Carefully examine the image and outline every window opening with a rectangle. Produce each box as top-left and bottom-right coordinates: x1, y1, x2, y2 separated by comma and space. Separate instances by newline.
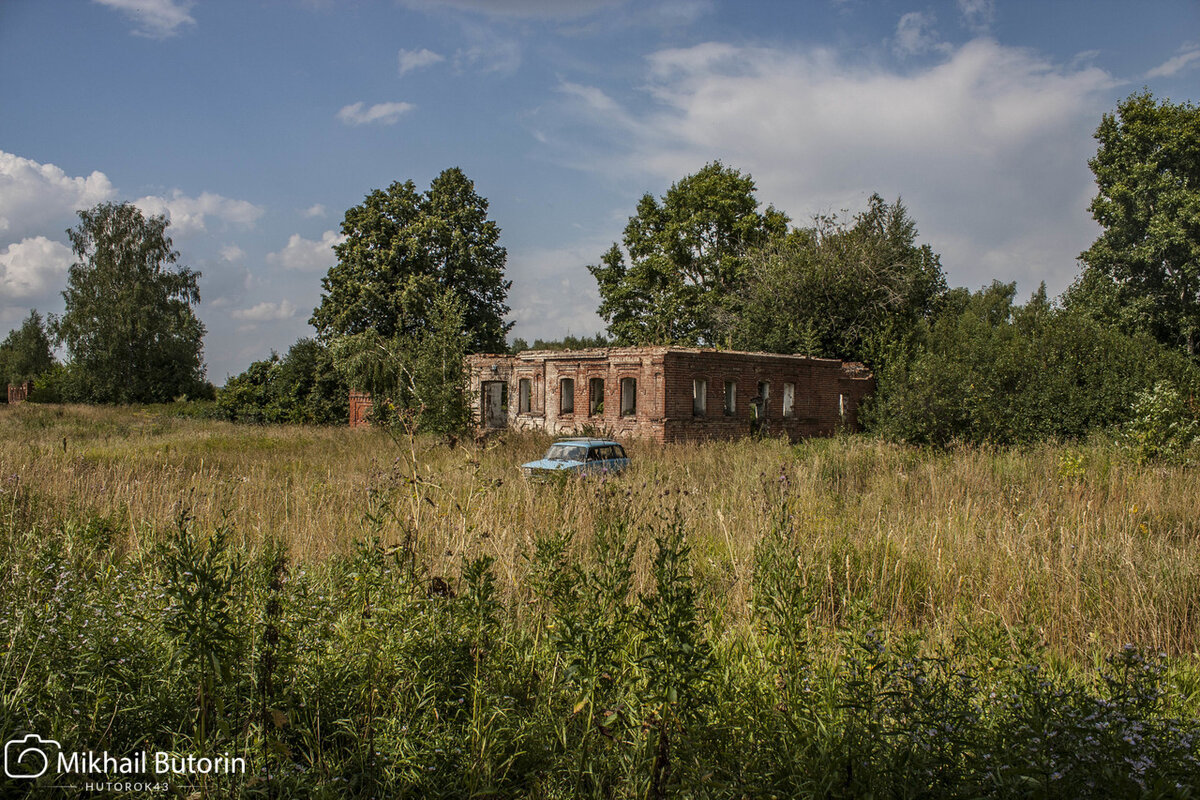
693, 378, 707, 416
589, 377, 605, 415
518, 378, 531, 413
560, 378, 574, 414
620, 378, 637, 416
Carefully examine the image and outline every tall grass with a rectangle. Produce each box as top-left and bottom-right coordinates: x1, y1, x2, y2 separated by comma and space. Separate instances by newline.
1, 458, 1198, 797
3, 403, 1199, 657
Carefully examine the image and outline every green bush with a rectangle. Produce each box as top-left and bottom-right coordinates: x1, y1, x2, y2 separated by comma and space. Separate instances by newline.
1122, 380, 1200, 463
865, 283, 1198, 446
23, 362, 76, 403
216, 338, 348, 424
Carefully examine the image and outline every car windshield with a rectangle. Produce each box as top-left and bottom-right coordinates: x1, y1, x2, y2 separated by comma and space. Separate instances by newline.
545, 444, 587, 462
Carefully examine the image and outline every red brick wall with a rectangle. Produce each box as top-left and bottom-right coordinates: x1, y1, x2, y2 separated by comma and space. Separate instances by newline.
348, 391, 373, 428
7, 381, 33, 405
465, 349, 670, 440
465, 347, 874, 443
660, 351, 870, 442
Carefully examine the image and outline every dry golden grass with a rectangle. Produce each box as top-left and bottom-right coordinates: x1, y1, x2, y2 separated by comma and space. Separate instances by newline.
3, 402, 1199, 659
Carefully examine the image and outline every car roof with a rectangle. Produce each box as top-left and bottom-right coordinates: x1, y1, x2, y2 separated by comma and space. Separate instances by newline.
552, 437, 623, 447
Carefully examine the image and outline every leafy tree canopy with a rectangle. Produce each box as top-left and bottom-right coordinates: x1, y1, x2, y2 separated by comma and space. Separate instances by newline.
865, 281, 1197, 446
331, 288, 471, 436
311, 167, 512, 353
509, 332, 610, 353
217, 338, 348, 425
589, 161, 789, 347
0, 309, 55, 386
52, 202, 207, 403
1078, 90, 1200, 355
731, 194, 946, 362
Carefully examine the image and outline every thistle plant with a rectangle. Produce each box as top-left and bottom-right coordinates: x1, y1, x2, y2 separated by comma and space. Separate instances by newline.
637, 514, 713, 800
158, 508, 242, 748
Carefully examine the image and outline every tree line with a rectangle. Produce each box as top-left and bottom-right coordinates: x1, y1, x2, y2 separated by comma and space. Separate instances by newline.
4, 90, 1197, 450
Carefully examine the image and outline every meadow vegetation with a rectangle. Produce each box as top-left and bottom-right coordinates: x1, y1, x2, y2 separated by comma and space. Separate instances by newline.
3, 403, 1200, 797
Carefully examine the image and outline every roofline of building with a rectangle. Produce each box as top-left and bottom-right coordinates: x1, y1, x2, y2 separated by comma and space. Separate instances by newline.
467, 346, 859, 367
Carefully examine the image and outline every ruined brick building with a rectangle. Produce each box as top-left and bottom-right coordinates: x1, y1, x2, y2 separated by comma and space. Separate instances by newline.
464, 347, 873, 443
6, 380, 33, 404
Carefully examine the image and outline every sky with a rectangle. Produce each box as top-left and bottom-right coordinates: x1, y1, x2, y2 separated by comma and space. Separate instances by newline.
1, 0, 1198, 384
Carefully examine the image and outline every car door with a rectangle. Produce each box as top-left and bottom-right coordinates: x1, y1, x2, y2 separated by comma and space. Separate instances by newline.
581, 445, 603, 476
594, 445, 617, 474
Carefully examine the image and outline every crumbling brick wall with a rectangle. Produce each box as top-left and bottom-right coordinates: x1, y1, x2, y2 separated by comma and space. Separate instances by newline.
468, 348, 670, 439
659, 350, 872, 442
7, 380, 33, 405
465, 347, 874, 443
348, 390, 373, 428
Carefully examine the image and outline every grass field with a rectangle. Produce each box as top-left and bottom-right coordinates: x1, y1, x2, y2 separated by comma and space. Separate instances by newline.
4, 402, 1199, 657
2, 403, 1199, 797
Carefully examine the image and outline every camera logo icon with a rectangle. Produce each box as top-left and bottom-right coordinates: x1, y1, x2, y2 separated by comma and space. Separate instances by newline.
5, 734, 60, 779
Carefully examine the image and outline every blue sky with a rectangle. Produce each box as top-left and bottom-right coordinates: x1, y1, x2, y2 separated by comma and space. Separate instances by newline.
1, 0, 1197, 383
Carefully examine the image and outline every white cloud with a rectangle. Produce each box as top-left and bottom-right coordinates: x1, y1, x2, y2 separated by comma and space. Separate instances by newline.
0, 236, 73, 300
93, 0, 195, 38
266, 230, 345, 272
219, 244, 245, 262
553, 39, 1119, 298
1145, 47, 1200, 78
505, 241, 607, 344
453, 31, 522, 76
134, 190, 263, 235
957, 0, 994, 33
893, 11, 949, 58
398, 47, 445, 76
231, 299, 297, 322
302, 204, 326, 218
0, 151, 115, 240
336, 101, 415, 126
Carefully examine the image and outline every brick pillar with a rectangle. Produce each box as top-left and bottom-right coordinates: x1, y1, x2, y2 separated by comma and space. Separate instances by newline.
348, 391, 373, 427
7, 380, 33, 404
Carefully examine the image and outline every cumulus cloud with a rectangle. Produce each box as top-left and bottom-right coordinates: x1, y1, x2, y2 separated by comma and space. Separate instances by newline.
231, 299, 297, 322
552, 38, 1119, 297
336, 101, 415, 126
133, 190, 263, 236
302, 204, 326, 218
0, 236, 74, 301
219, 244, 245, 262
93, 0, 196, 38
266, 230, 345, 272
398, 47, 445, 76
0, 151, 115, 240
1145, 46, 1200, 78
957, 0, 994, 33
893, 11, 949, 57
505, 240, 607, 344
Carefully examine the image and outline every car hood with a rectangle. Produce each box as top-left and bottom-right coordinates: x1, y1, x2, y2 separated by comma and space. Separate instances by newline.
521, 458, 584, 471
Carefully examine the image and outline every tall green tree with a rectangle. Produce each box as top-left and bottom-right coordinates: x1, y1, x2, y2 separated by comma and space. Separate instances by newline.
732, 194, 946, 361
53, 202, 207, 403
331, 288, 470, 435
311, 167, 511, 353
0, 309, 55, 386
589, 162, 789, 346
1078, 90, 1200, 355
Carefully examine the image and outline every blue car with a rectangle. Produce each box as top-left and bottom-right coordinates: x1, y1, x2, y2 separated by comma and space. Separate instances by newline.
521, 438, 630, 479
